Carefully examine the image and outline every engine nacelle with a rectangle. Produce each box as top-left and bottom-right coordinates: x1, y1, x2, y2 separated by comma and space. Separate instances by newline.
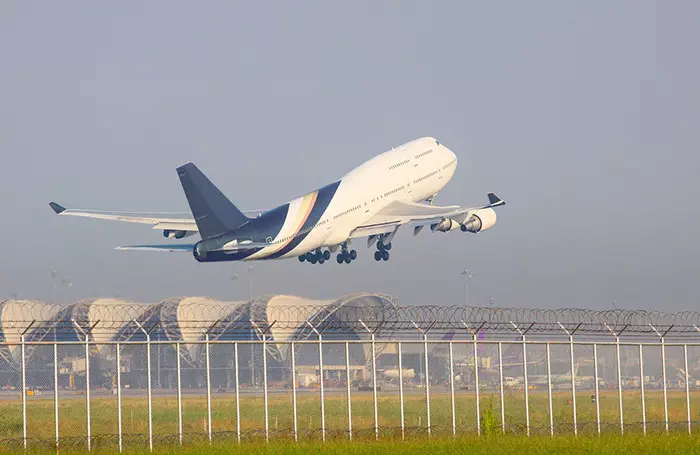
431, 217, 461, 233
163, 229, 196, 239
460, 208, 497, 233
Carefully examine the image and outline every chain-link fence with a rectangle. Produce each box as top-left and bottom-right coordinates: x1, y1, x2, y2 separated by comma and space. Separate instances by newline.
2, 298, 700, 450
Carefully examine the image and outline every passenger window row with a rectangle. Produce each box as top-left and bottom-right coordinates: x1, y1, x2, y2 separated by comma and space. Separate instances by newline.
413, 169, 439, 184
389, 159, 410, 170
414, 149, 434, 159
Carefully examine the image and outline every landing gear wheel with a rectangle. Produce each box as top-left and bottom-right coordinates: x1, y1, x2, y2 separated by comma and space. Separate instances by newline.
381, 250, 390, 261
319, 257, 325, 264
309, 256, 318, 264
345, 255, 352, 264
336, 254, 344, 264
299, 255, 306, 263
323, 250, 331, 260
374, 251, 382, 261
349, 250, 357, 260
384, 242, 392, 251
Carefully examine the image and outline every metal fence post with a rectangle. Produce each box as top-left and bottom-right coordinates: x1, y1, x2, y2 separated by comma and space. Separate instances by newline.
424, 333, 431, 437
205, 333, 213, 443
605, 323, 627, 435
615, 334, 623, 434
639, 344, 646, 435
398, 341, 405, 440
234, 342, 241, 443
498, 342, 505, 434
546, 343, 554, 436
511, 322, 534, 436
360, 320, 379, 440
345, 341, 352, 441
411, 321, 434, 438
291, 342, 298, 442
593, 343, 600, 435
558, 322, 581, 436
467, 323, 485, 436
371, 334, 379, 439
251, 319, 273, 442
19, 321, 35, 450
203, 320, 220, 445
661, 337, 669, 433
134, 319, 155, 451
650, 324, 672, 433
72, 320, 94, 451
448, 341, 456, 438
318, 335, 325, 442
54, 342, 59, 449
684, 344, 691, 434
305, 321, 325, 442
263, 338, 269, 442
21, 335, 27, 450
176, 343, 182, 447
116, 342, 123, 453
474, 335, 481, 435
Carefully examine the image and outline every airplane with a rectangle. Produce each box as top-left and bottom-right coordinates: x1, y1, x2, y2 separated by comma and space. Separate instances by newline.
49, 137, 505, 264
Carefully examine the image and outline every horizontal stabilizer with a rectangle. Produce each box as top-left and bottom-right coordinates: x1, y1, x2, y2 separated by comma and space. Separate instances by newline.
49, 201, 66, 214
487, 192, 505, 207
115, 244, 196, 252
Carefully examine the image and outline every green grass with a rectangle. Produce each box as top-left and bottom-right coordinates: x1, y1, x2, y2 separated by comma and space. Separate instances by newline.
12, 434, 700, 454
2, 388, 700, 451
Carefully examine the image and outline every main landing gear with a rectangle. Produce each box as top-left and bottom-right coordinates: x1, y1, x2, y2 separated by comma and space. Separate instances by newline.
374, 240, 391, 261
336, 243, 357, 264
298, 249, 330, 265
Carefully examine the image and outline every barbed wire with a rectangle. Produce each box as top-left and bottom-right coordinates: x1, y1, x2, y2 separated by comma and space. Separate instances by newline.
1, 295, 699, 340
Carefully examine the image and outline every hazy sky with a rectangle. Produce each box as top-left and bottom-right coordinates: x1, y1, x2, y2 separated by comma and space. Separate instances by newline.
1, 1, 699, 310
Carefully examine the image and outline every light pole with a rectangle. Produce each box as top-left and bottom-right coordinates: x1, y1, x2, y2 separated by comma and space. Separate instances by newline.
461, 269, 472, 308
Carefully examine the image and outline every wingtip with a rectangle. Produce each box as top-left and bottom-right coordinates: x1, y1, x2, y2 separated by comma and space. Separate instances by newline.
49, 201, 66, 214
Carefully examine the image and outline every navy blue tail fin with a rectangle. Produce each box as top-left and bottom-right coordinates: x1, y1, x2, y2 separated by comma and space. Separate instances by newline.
176, 163, 251, 239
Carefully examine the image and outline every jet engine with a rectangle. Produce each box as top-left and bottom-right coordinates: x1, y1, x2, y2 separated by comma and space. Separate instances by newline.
460, 208, 497, 233
431, 217, 461, 232
163, 229, 196, 239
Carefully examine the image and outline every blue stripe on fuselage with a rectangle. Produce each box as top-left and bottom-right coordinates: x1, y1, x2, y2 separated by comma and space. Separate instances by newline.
264, 180, 341, 259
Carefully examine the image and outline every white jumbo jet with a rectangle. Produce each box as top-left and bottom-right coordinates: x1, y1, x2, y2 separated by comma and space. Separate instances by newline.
50, 137, 505, 264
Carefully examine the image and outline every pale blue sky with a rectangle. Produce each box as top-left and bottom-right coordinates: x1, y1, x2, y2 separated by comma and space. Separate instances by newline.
1, 1, 699, 310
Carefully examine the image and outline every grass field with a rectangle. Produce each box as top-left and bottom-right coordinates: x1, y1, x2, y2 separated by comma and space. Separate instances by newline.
9, 433, 700, 454
1, 388, 699, 450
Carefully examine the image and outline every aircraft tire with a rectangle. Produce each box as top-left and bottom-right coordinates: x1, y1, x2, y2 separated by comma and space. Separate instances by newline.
374, 251, 382, 261
382, 250, 390, 261
349, 250, 357, 260
337, 254, 344, 264
323, 250, 331, 260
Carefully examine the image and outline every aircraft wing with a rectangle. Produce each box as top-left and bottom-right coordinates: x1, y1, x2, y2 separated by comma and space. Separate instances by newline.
114, 244, 197, 252
49, 201, 264, 234
349, 193, 505, 239
115, 240, 271, 253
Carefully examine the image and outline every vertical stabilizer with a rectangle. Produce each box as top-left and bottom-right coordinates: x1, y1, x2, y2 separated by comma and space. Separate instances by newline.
176, 163, 250, 239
